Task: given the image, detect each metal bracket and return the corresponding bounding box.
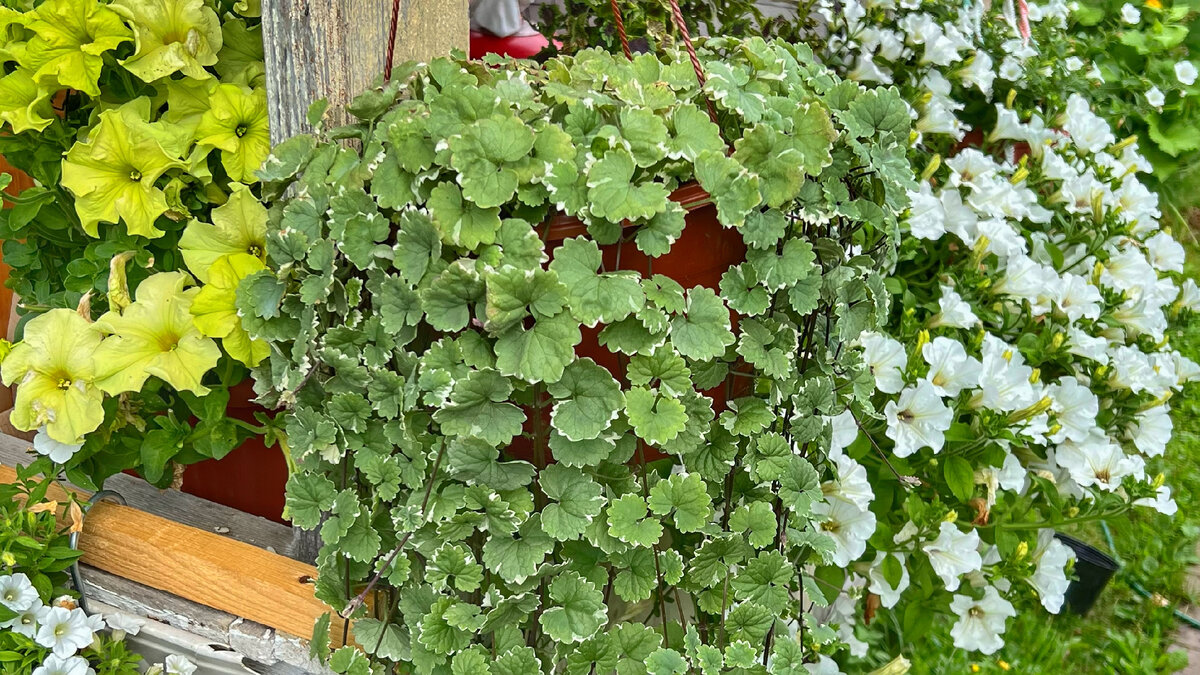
[69,489,127,613]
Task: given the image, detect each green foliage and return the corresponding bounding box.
[246,38,913,672]
[0,0,277,489]
[0,467,144,675]
[1067,0,1200,215]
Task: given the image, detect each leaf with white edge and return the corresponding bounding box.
[746,239,815,290]
[669,287,735,362]
[428,543,484,592]
[841,86,910,141]
[285,473,336,529]
[446,438,534,491]
[482,514,553,584]
[648,473,713,533]
[778,456,821,516]
[548,358,624,441]
[393,209,442,284]
[719,265,770,317]
[586,149,669,222]
[611,548,657,602]
[549,237,644,327]
[790,103,836,174]
[606,493,663,548]
[451,650,490,675]
[420,259,483,332]
[428,182,502,249]
[494,312,582,384]
[729,502,777,549]
[619,107,669,167]
[484,266,568,333]
[693,150,761,228]
[627,348,691,397]
[667,104,724,161]
[719,397,775,436]
[433,369,525,446]
[625,387,688,446]
[740,209,788,250]
[730,550,793,612]
[538,571,606,644]
[549,430,617,468]
[645,648,688,675]
[634,202,686,258]
[540,465,605,541]
[448,114,536,208]
[351,618,407,662]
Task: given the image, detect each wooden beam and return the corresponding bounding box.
[0,464,350,647]
[259,0,470,143]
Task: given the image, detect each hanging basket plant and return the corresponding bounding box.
[242,34,915,672]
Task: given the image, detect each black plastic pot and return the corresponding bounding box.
[1055,533,1119,616]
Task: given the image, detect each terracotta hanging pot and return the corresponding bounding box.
[177,380,290,523]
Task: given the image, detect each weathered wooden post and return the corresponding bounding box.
[260,0,470,142]
[259,0,469,559]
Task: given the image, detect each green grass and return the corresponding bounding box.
[899,231,1200,674]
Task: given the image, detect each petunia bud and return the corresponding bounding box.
[1014,541,1029,561]
[108,251,137,313]
[920,154,942,181]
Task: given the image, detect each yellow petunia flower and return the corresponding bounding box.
[93,272,221,396]
[0,309,104,444]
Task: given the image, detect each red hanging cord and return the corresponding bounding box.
[666,0,719,127]
[609,0,633,61]
[384,0,402,80]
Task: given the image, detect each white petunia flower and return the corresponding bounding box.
[805,655,846,675]
[885,381,954,457]
[1181,279,1200,312]
[1120,3,1141,23]
[1030,530,1075,613]
[977,335,1038,412]
[32,654,91,675]
[32,429,84,465]
[165,655,198,675]
[1061,94,1115,153]
[1145,232,1186,273]
[922,337,982,397]
[1066,326,1109,364]
[977,452,1029,510]
[34,607,94,659]
[957,51,995,95]
[905,183,946,239]
[1176,61,1198,86]
[998,55,1023,81]
[930,285,979,328]
[923,521,983,591]
[867,552,911,608]
[828,409,859,456]
[858,331,908,394]
[1146,86,1165,108]
[104,612,145,637]
[814,498,877,567]
[824,452,875,512]
[1064,56,1084,72]
[949,586,1016,654]
[1135,485,1178,516]
[1129,405,1172,457]
[1056,433,1143,491]
[0,573,38,612]
[1056,274,1102,323]
[1109,345,1157,393]
[1101,246,1156,292]
[1046,377,1099,444]
[3,600,42,638]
